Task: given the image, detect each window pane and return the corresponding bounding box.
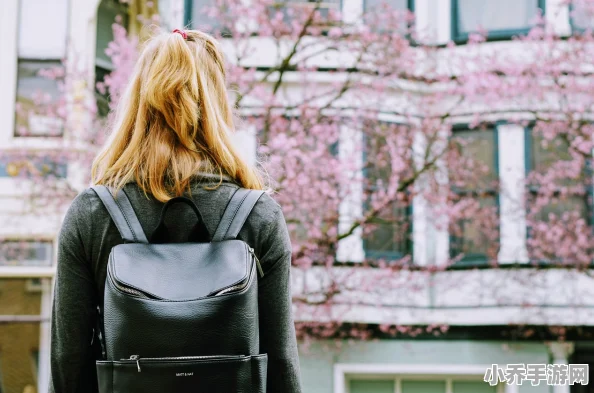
[0,278,48,393]
[456,0,538,34]
[191,0,223,31]
[363,0,410,32]
[572,0,594,30]
[350,379,395,393]
[528,132,590,225]
[18,0,68,58]
[285,0,340,6]
[536,195,589,222]
[365,0,408,12]
[364,204,409,259]
[189,0,245,34]
[263,0,341,26]
[401,380,446,393]
[451,195,498,259]
[530,133,584,187]
[15,61,64,137]
[363,128,412,259]
[450,128,499,261]
[453,381,497,393]
[531,134,572,173]
[0,241,53,267]
[95,0,129,117]
[96,0,129,69]
[452,129,497,191]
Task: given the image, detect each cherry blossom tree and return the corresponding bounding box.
[9,0,594,340]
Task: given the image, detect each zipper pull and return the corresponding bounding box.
[248,247,264,278]
[130,355,141,372]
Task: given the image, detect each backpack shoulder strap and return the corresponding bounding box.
[211,188,265,242]
[91,185,149,244]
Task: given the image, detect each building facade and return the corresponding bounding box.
[0,2,178,392]
[0,1,592,393]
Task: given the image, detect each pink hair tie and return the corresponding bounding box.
[172,29,187,40]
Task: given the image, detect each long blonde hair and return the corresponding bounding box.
[92,29,263,202]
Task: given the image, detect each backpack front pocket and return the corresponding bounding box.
[96,353,267,393]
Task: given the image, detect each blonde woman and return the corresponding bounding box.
[49,29,302,393]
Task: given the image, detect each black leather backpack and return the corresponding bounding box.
[91,185,267,393]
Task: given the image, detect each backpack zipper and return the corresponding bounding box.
[112,279,151,299]
[121,354,245,372]
[213,277,249,296]
[248,247,264,278]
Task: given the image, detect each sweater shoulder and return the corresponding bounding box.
[248,191,284,227]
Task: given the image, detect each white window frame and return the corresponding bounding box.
[497,124,529,264]
[14,0,69,139]
[334,363,508,393]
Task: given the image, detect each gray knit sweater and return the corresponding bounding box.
[49,175,302,393]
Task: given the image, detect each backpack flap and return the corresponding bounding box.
[109,241,251,301]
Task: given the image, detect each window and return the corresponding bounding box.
[527,133,589,221]
[187,0,214,31]
[525,131,592,262]
[15,61,64,137]
[256,115,342,262]
[186,0,233,34]
[362,124,413,262]
[0,241,53,267]
[363,0,414,33]
[451,0,545,42]
[349,378,499,393]
[186,0,341,34]
[364,0,411,12]
[269,0,342,29]
[449,128,500,263]
[95,0,129,117]
[571,0,594,32]
[15,0,68,137]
